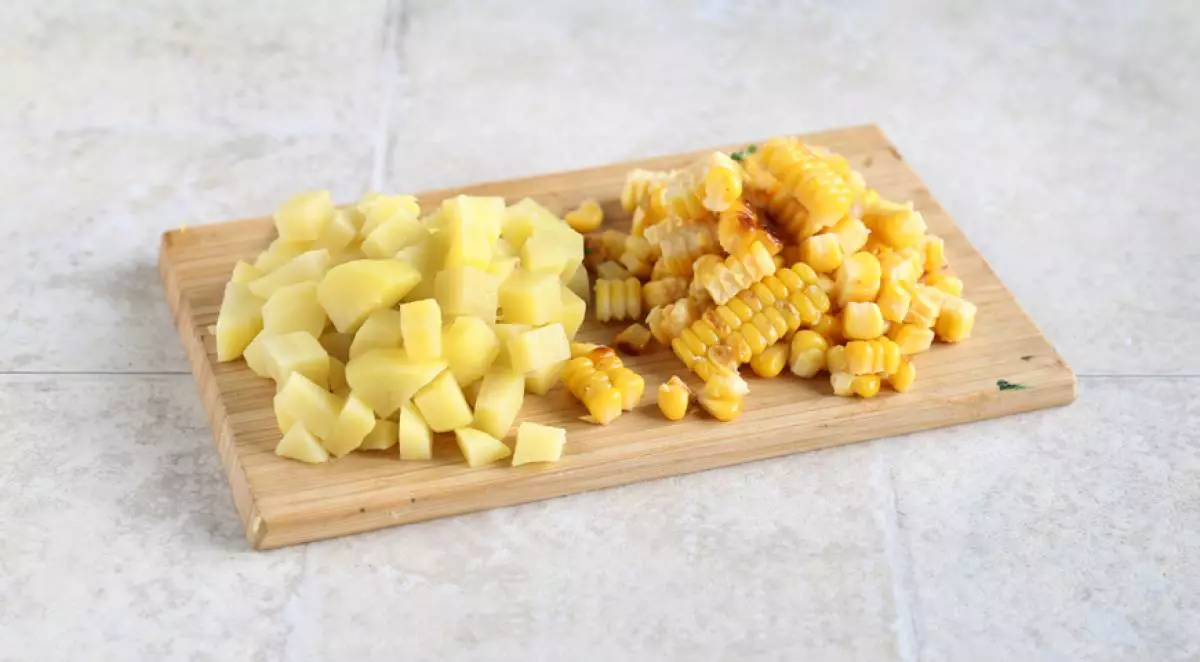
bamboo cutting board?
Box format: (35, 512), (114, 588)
(159, 124), (1076, 550)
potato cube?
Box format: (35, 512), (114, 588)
(453, 428), (512, 468)
(358, 193), (419, 239)
(315, 208), (360, 254)
(486, 255), (520, 283)
(318, 331), (354, 363)
(507, 323), (570, 375)
(362, 212), (423, 258)
(262, 282), (326, 338)
(349, 309), (402, 360)
(230, 261), (263, 284)
(521, 224), (584, 278)
(511, 422), (566, 466)
(328, 357), (348, 392)
(559, 286), (586, 340)
(413, 370), (473, 433)
(359, 418), (398, 451)
(323, 394), (376, 457)
(215, 282), (264, 362)
(400, 299), (442, 361)
(253, 239), (309, 273)
(274, 190), (333, 242)
(494, 237), (516, 258)
(435, 266), (500, 324)
(443, 195), (504, 244)
(501, 198), (561, 249)
(525, 360), (566, 395)
(564, 264), (590, 301)
(395, 233), (443, 302)
(472, 371), (524, 439)
(499, 270), (561, 325)
(317, 259), (421, 333)
(262, 331), (330, 387)
(249, 249), (331, 299)
(275, 423), (329, 464)
(463, 380), (483, 407)
(345, 348), (446, 418)
(443, 316), (500, 387)
(398, 403), (433, 460)
(274, 373), (340, 439)
(492, 324), (530, 371)
(242, 333), (271, 378)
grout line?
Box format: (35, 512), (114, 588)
(871, 449), (921, 662)
(278, 546), (317, 662)
(369, 0), (409, 191)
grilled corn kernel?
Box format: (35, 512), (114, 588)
(608, 366), (645, 410)
(651, 256), (693, 280)
(595, 260), (632, 280)
(642, 277), (689, 309)
(760, 137), (856, 228)
(934, 295), (978, 343)
(887, 323), (934, 354)
(887, 358), (916, 392)
(904, 284), (943, 328)
(619, 236), (657, 279)
(832, 216), (870, 255)
(811, 313), (843, 344)
(924, 272), (963, 297)
(789, 330), (829, 378)
(701, 152), (744, 212)
(570, 342), (600, 358)
(830, 372), (881, 398)
(868, 205), (927, 249)
(561, 356), (623, 424)
(565, 198), (604, 233)
(799, 233), (844, 273)
(717, 198), (782, 257)
(647, 297), (701, 344)
(844, 338), (902, 375)
(750, 343), (788, 378)
(842, 302), (886, 340)
(698, 393), (744, 422)
(614, 323), (653, 355)
(920, 235), (946, 273)
(594, 277), (643, 323)
(693, 242), (778, 305)
(877, 280), (913, 323)
(657, 375), (690, 421)
(835, 251), (882, 307)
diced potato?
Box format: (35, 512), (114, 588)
(525, 360), (566, 395)
(398, 403), (433, 460)
(433, 266), (501, 324)
(472, 371), (524, 439)
(230, 261), (263, 284)
(358, 193), (419, 239)
(499, 270), (562, 325)
(559, 285), (586, 340)
(463, 380), (483, 407)
(443, 316), (500, 388)
(253, 239), (309, 273)
(348, 309), (402, 360)
(359, 418), (398, 451)
(362, 212), (423, 258)
(215, 282), (264, 362)
(323, 394), (376, 457)
(453, 428), (512, 468)
(564, 264), (590, 301)
(274, 190), (333, 242)
(328, 357), (348, 392)
(494, 237), (516, 258)
(492, 323), (531, 370)
(395, 233), (443, 302)
(443, 195), (504, 244)
(486, 255), (520, 283)
(507, 323), (570, 375)
(501, 198), (561, 249)
(248, 249), (331, 299)
(314, 208), (359, 254)
(538, 221), (586, 278)
(275, 423), (329, 464)
(262, 331), (330, 387)
(520, 231), (570, 275)
(399, 299), (442, 361)
(345, 348), (446, 418)
(413, 370), (473, 433)
(274, 373), (340, 439)
(318, 331), (354, 363)
(243, 333), (271, 378)
(262, 282), (326, 338)
(317, 259), (421, 333)
(511, 422), (566, 466)
(331, 244), (365, 266)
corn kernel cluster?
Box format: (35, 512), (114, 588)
(562, 343), (645, 424)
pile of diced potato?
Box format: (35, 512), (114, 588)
(215, 191), (583, 466)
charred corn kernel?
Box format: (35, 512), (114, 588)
(594, 277), (642, 323)
(564, 198), (604, 233)
(698, 393), (743, 421)
(743, 156), (822, 243)
(571, 342), (600, 358)
(657, 376), (691, 421)
(614, 323), (653, 355)
(920, 235), (946, 273)
(608, 367), (645, 410)
(844, 338), (902, 375)
(827, 345), (848, 374)
(561, 356), (623, 424)
(789, 330), (829, 378)
(647, 297), (701, 344)
(643, 217), (718, 262)
(924, 272), (963, 297)
(760, 138), (856, 228)
(799, 233), (844, 273)
(830, 372), (881, 398)
(812, 313), (843, 344)
(904, 284), (943, 328)
(717, 198), (782, 257)
(642, 277), (689, 309)
(842, 302), (886, 340)
(595, 260), (631, 280)
(887, 358), (916, 392)
(934, 295), (977, 343)
(584, 229), (631, 268)
(701, 152), (744, 212)
(835, 252), (882, 307)
(693, 242), (778, 305)
(750, 343), (788, 378)
(888, 323), (935, 354)
(877, 280), (913, 323)
(832, 216), (870, 255)
(879, 249), (923, 284)
(867, 204), (927, 249)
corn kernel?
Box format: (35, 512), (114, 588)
(935, 295), (977, 343)
(698, 393), (743, 422)
(789, 330), (829, 378)
(799, 233), (844, 273)
(594, 277), (643, 323)
(642, 277), (689, 309)
(925, 272), (964, 297)
(869, 206), (927, 249)
(904, 284), (943, 328)
(887, 359), (916, 392)
(888, 323), (935, 354)
(614, 323), (653, 355)
(564, 198), (604, 233)
(595, 260), (632, 280)
(877, 280), (913, 323)
(826, 345), (848, 374)
(831, 216), (870, 255)
(835, 251), (882, 307)
(657, 375), (690, 421)
(830, 372), (881, 398)
(844, 338), (902, 375)
(921, 235), (946, 273)
(608, 366), (645, 411)
(842, 302), (886, 340)
(750, 343), (788, 378)
(812, 313), (843, 344)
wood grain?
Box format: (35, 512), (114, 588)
(158, 124), (1076, 550)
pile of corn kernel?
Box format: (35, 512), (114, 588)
(568, 136), (978, 422)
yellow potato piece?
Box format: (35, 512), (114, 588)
(348, 309), (402, 360)
(511, 422), (566, 466)
(443, 316), (500, 388)
(398, 403), (433, 461)
(274, 190), (333, 242)
(399, 299), (442, 362)
(317, 259), (421, 334)
(275, 423), (329, 464)
(344, 348), (445, 418)
(472, 371), (524, 439)
(413, 370), (473, 433)
(214, 282), (264, 362)
(274, 373), (340, 439)
(507, 323), (570, 375)
(435, 266), (500, 324)
(453, 428), (512, 468)
(359, 418), (398, 451)
(323, 394), (375, 457)
(559, 285), (586, 340)
(499, 270), (561, 326)
(262, 331), (330, 388)
(248, 249), (331, 299)
(261, 282), (326, 339)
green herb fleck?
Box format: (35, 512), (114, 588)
(730, 144), (759, 162)
(997, 379), (1027, 391)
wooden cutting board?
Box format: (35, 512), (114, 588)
(159, 124), (1076, 550)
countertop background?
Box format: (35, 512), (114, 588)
(2, 1), (1198, 660)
